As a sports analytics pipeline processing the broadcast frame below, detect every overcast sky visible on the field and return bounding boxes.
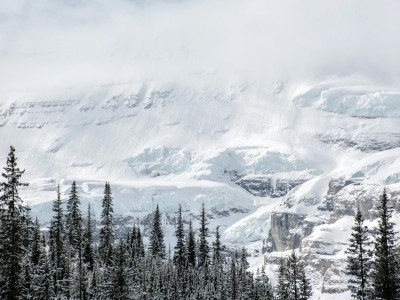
[1,0,400,96]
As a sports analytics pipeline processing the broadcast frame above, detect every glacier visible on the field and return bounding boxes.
[0,80,399,298]
[2,0,400,298]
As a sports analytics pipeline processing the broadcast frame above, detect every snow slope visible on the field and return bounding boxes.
[1,80,399,298]
[2,0,400,298]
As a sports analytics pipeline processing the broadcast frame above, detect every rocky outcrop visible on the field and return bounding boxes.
[230,171,309,198]
[319,134,400,152]
[317,177,400,220]
[318,177,360,212]
[264,213,305,252]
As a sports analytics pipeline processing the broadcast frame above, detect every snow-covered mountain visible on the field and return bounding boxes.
[2,0,400,298]
[1,79,400,298]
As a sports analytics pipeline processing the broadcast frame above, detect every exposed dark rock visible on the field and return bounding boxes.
[265,212,306,252]
[318,177,359,212]
[229,171,308,198]
[319,134,400,152]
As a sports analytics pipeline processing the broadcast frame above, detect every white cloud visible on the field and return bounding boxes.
[1,0,400,96]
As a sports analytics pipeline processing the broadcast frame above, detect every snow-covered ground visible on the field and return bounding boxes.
[2,0,400,298]
[2,79,399,298]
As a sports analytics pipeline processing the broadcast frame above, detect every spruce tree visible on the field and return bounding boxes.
[129,226,145,262]
[61,238,73,299]
[212,226,223,264]
[275,251,312,300]
[83,203,95,271]
[49,184,65,295]
[173,204,186,268]
[136,227,145,258]
[31,217,42,266]
[70,250,89,300]
[287,250,300,300]
[22,255,34,299]
[127,227,136,260]
[149,204,166,259]
[89,265,99,300]
[298,263,312,300]
[32,235,54,300]
[103,240,132,300]
[345,207,371,300]
[99,182,114,264]
[228,256,238,300]
[66,181,82,252]
[372,189,399,299]
[198,203,210,268]
[275,257,289,300]
[259,266,274,300]
[0,145,30,300]
[186,219,196,268]
[238,247,251,299]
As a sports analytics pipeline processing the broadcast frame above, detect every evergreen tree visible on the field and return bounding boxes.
[186,219,196,268]
[212,226,223,264]
[49,184,65,295]
[298,263,312,300]
[258,266,274,300]
[372,189,399,299]
[66,181,82,252]
[0,145,30,300]
[275,257,289,300]
[103,240,132,300]
[173,204,186,268]
[136,227,145,258]
[127,227,136,260]
[198,203,210,268]
[275,251,312,300]
[345,207,371,300]
[129,226,145,262]
[32,235,54,300]
[61,238,73,299]
[70,250,89,300]
[238,247,251,298]
[89,265,99,300]
[99,182,114,264]
[83,204,95,271]
[149,204,166,259]
[21,255,34,299]
[31,217,42,266]
[228,256,238,300]
[287,250,300,300]
[68,227,89,300]
[210,255,225,300]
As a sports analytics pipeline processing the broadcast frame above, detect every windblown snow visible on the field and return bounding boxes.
[1,0,400,298]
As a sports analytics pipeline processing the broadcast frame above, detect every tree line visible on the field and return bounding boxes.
[0,146,313,299]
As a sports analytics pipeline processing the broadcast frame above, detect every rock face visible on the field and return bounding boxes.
[321,177,400,220]
[231,173,309,198]
[264,213,305,252]
[318,177,360,212]
[264,212,322,253]
[319,134,400,152]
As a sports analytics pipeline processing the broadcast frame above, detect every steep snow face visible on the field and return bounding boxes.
[2,1,400,298]
[1,80,399,181]
[1,80,400,299]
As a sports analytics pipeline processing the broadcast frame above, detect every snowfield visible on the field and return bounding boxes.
[3,80,400,298]
[2,0,400,298]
